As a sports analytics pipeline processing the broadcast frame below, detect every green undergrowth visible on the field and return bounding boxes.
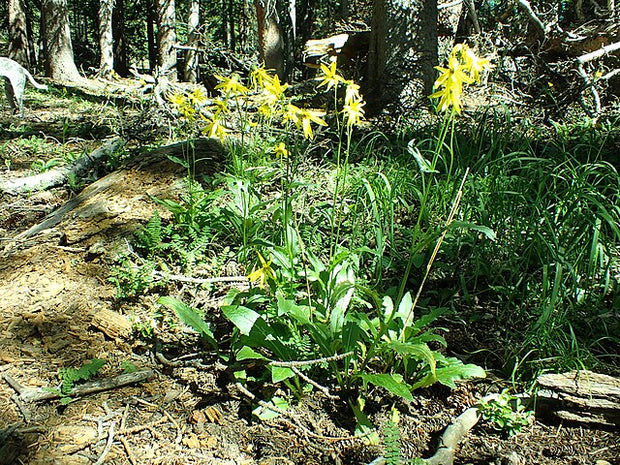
[112,60,619,436]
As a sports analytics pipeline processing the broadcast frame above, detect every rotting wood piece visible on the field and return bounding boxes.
[3,369,154,403]
[536,370,620,426]
[91,308,133,340]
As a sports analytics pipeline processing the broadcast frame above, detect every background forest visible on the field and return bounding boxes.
[0,0,619,464]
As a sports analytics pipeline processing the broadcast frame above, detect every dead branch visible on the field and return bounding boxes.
[0,137,123,195]
[3,369,154,403]
[517,0,547,37]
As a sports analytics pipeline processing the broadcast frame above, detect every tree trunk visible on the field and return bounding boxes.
[184,0,200,83]
[98,0,115,77]
[8,0,31,67]
[146,0,157,72]
[41,0,83,82]
[366,0,437,112]
[113,0,128,76]
[157,0,177,81]
[228,0,237,51]
[255,0,284,79]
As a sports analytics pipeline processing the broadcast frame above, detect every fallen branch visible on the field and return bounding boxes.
[3,369,154,403]
[516,0,547,38]
[0,137,123,195]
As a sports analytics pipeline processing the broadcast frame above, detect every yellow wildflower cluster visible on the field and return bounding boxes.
[247,252,276,288]
[316,61,366,128]
[430,43,492,114]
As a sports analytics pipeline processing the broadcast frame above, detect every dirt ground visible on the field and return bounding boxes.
[1,106,618,465]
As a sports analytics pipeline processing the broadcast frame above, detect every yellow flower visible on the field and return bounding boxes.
[215,74,250,96]
[169,92,187,108]
[247,252,276,288]
[342,98,365,127]
[430,55,473,114]
[250,66,274,90]
[273,142,289,158]
[282,103,302,126]
[188,87,208,105]
[209,99,229,115]
[317,61,344,91]
[203,117,229,141]
[344,81,361,105]
[462,48,491,83]
[299,109,328,139]
[264,75,288,101]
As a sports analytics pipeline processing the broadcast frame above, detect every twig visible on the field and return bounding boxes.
[4,370,154,403]
[235,383,369,442]
[94,421,116,465]
[268,351,354,368]
[120,437,137,465]
[516,0,547,37]
[289,366,338,399]
[438,0,463,10]
[151,270,248,285]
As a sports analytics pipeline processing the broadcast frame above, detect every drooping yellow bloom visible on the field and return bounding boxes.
[430,55,473,114]
[215,74,250,97]
[459,45,492,83]
[247,252,276,288]
[344,81,361,105]
[317,61,344,91]
[282,103,302,126]
[188,87,208,105]
[299,109,328,139]
[273,142,289,158]
[169,93,187,108]
[342,98,365,127]
[250,66,274,90]
[169,93,196,119]
[262,75,288,106]
[209,99,229,114]
[203,117,229,141]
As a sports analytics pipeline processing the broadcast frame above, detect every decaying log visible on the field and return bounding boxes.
[303,32,370,68]
[91,309,133,340]
[0,137,122,195]
[536,370,620,426]
[3,369,154,403]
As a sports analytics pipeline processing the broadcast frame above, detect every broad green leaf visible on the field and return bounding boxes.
[277,294,310,325]
[357,373,413,401]
[236,346,268,361]
[450,220,496,241]
[384,341,436,374]
[158,296,217,349]
[253,396,289,420]
[434,358,486,389]
[350,399,380,445]
[222,305,260,336]
[408,141,439,174]
[271,366,295,383]
[396,291,413,323]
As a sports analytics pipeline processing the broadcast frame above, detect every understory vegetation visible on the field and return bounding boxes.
[109,49,620,434]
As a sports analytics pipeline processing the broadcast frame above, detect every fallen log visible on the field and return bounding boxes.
[536,370,620,426]
[0,137,123,195]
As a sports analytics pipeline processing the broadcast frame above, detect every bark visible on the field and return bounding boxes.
[8,0,31,67]
[366,0,438,112]
[255,0,284,79]
[98,0,115,77]
[184,0,200,83]
[146,0,157,72]
[41,0,82,82]
[113,0,128,76]
[157,0,178,81]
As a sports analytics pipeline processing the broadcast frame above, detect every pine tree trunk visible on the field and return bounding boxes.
[157,0,177,81]
[98,0,115,77]
[184,0,200,83]
[255,0,284,79]
[41,0,82,82]
[113,0,128,76]
[366,0,438,112]
[146,0,157,72]
[8,0,31,67]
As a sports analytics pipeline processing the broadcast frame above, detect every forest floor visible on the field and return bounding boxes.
[0,95,618,465]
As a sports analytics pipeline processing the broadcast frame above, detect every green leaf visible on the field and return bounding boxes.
[357,373,413,401]
[350,399,380,446]
[434,360,485,389]
[253,396,289,420]
[271,366,295,383]
[384,341,436,375]
[408,142,439,174]
[236,346,269,361]
[450,220,496,241]
[222,305,260,336]
[158,296,217,349]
